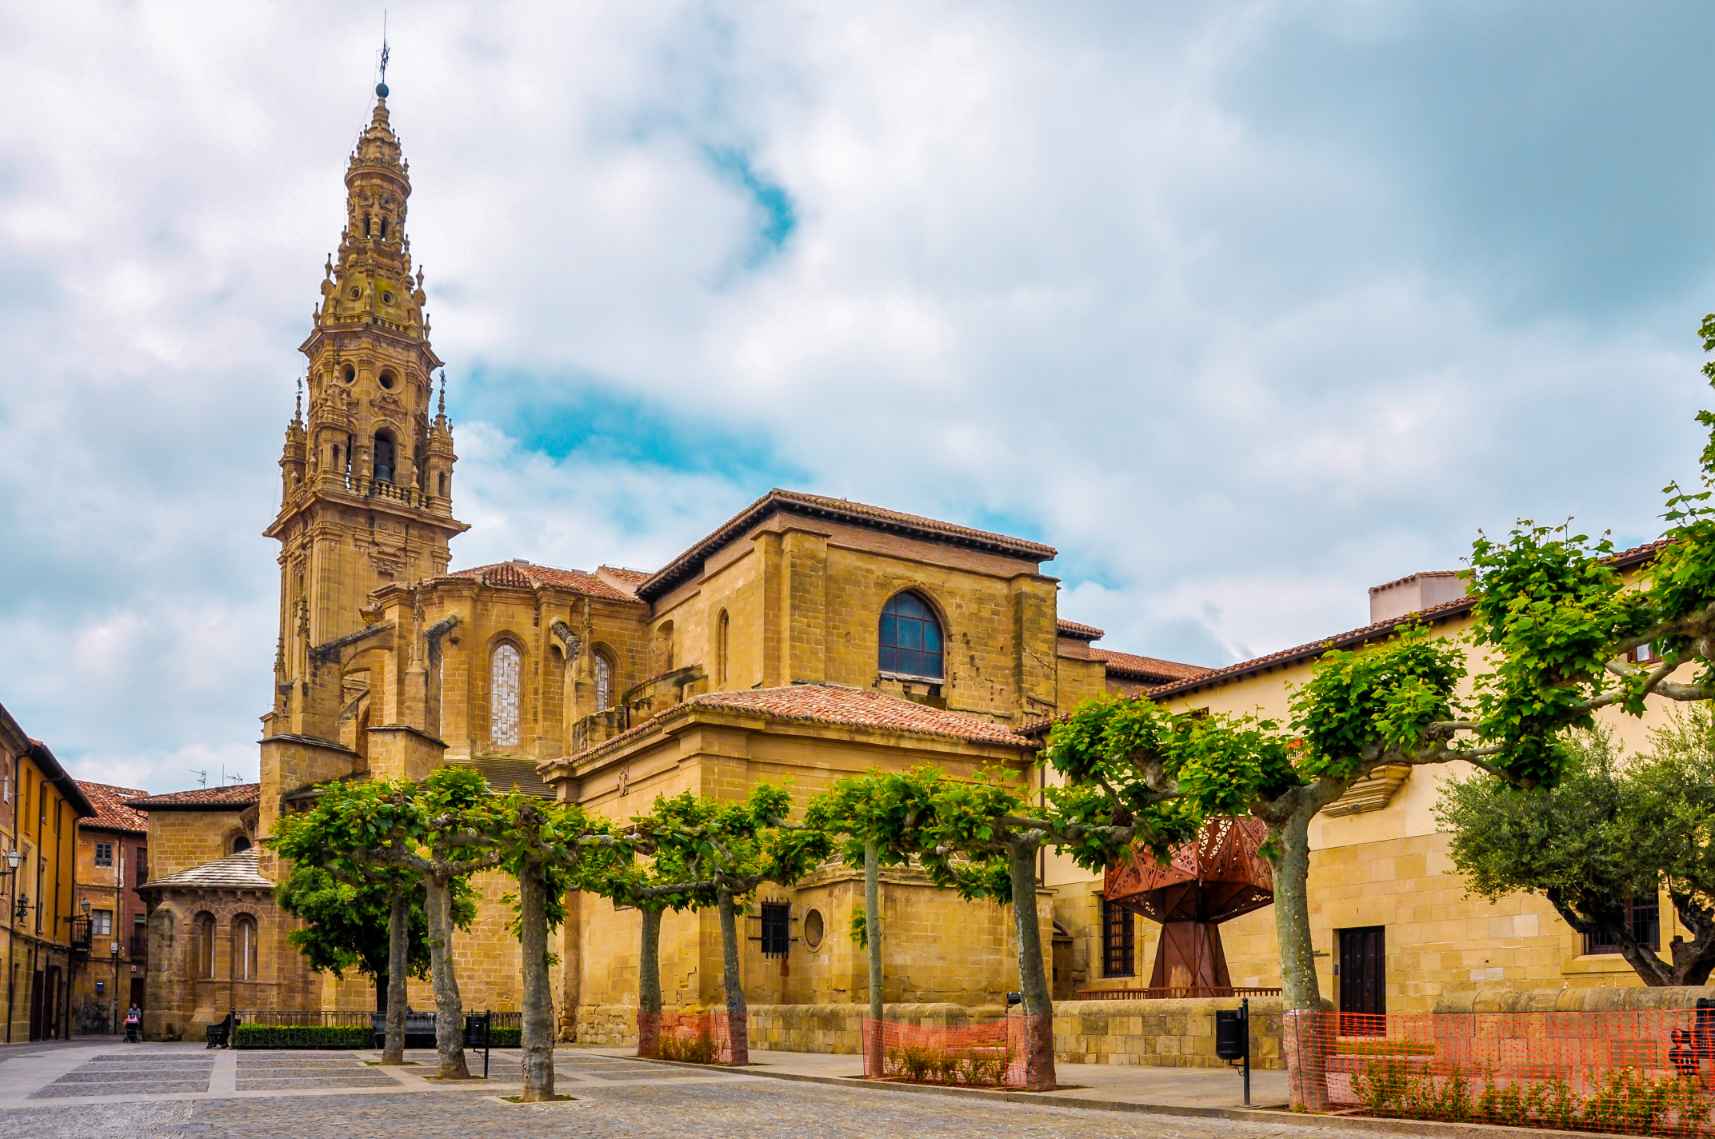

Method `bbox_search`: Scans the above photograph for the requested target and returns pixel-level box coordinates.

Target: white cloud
[2,2,1711,789]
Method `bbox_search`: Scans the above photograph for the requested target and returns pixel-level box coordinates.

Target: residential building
[71,782,149,1032]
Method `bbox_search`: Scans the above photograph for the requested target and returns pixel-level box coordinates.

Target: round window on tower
[341,364,356,384]
[347,286,360,300]
[381,291,394,305]
[378,370,396,390]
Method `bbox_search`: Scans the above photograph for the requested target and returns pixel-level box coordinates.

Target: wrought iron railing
[236,1008,522,1029]
[1073,985,1282,1001]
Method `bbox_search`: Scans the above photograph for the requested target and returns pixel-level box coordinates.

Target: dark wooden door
[28,971,44,1041]
[1337,926,1386,1033]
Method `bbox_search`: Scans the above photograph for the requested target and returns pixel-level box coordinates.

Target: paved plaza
[0,1040,1420,1138]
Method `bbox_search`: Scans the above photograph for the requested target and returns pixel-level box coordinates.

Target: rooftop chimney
[1368,571,1467,624]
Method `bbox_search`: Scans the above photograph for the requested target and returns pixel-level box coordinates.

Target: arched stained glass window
[879,592,943,679]
[491,642,521,746]
[594,652,613,711]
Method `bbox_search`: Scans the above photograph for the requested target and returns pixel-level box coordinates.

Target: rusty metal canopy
[1104,816,1273,925]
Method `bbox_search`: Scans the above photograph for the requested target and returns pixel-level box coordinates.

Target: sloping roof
[597,565,651,584]
[0,703,96,818]
[459,757,554,799]
[1150,537,1674,701]
[142,848,271,891]
[1056,619,1105,641]
[559,682,1034,768]
[447,560,643,602]
[638,490,1057,600]
[75,781,149,834]
[1093,648,1213,683]
[130,783,261,811]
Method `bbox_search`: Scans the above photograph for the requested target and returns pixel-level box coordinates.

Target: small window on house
[1633,643,1661,664]
[491,641,522,746]
[760,902,790,958]
[1584,897,1661,955]
[233,914,258,981]
[94,842,113,867]
[1101,898,1136,978]
[92,909,112,937]
[135,850,148,887]
[879,592,943,679]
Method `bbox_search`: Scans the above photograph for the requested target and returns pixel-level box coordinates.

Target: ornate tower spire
[264,65,466,740]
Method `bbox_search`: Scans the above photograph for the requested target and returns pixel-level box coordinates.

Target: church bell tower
[264,72,468,737]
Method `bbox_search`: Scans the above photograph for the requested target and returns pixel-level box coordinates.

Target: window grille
[1101,898,1135,978]
[760,902,791,958]
[1584,897,1661,955]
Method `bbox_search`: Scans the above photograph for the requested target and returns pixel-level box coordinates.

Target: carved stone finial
[324,253,333,280]
[437,369,447,417]
[294,377,304,422]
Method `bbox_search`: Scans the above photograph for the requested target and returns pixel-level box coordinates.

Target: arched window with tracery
[879,592,944,680]
[491,641,521,746]
[192,912,216,979]
[233,914,258,981]
[594,651,614,711]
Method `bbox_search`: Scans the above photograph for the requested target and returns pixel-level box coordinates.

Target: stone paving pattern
[0,1042,1408,1138]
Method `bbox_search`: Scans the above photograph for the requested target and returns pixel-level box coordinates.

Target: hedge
[485,1026,520,1048]
[234,1024,372,1049]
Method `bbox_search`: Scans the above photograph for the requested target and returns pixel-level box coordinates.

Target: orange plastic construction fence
[636,1009,743,1065]
[861,1016,1041,1088]
[1285,1007,1715,1136]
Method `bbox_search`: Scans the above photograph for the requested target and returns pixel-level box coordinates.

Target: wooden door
[1337,926,1386,1034]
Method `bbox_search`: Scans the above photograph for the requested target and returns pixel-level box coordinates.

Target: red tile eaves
[75,781,149,834]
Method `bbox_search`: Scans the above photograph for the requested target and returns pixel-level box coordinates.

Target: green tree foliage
[1440,713,1715,987]
[274,863,428,1006]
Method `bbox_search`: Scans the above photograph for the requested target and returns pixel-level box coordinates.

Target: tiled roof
[142,848,271,891]
[448,560,643,602]
[1150,537,1673,701]
[638,490,1057,600]
[559,683,1034,768]
[75,781,149,834]
[130,783,261,811]
[1056,619,1105,641]
[597,565,651,584]
[459,757,554,799]
[1093,649,1213,683]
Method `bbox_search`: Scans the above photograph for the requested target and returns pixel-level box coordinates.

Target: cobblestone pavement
[0,1043,1381,1138]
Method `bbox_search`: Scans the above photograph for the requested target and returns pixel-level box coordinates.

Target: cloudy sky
[2,2,1712,793]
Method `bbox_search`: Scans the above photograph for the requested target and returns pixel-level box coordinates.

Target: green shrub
[233,1024,371,1050]
[658,1028,717,1064]
[484,1026,520,1048]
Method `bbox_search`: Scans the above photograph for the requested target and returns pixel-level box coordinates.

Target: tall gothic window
[594,651,614,711]
[491,642,521,746]
[879,592,944,679]
[716,610,730,685]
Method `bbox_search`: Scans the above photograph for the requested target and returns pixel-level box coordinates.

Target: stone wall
[576,997,1282,1070]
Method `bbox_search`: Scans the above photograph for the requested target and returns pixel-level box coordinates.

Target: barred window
[760,902,790,958]
[1102,898,1135,978]
[491,642,521,746]
[1584,897,1660,955]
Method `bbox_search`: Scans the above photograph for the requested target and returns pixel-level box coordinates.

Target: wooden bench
[371,1011,438,1049]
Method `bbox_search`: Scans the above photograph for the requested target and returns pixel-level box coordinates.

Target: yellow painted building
[0,701,96,1041]
[1047,550,1683,1021]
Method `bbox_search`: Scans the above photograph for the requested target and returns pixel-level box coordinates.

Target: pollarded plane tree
[1045,310,1715,1108]
[807,766,1192,1092]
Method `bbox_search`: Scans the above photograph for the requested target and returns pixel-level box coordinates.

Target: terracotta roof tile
[75,781,149,834]
[447,560,644,602]
[638,490,1056,600]
[1150,537,1673,701]
[130,782,261,811]
[1093,649,1212,683]
[556,683,1034,769]
[142,849,271,891]
[1056,619,1105,641]
[459,757,554,799]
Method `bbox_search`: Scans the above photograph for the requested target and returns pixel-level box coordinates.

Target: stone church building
[135,85,1203,1042]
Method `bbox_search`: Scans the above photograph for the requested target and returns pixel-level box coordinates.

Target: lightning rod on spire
[376,10,391,98]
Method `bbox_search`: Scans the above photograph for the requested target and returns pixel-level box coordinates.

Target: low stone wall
[576,997,1282,1069]
[1051,997,1283,1070]
[1436,984,1715,1014]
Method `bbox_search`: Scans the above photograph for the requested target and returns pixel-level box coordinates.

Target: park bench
[205,1012,241,1048]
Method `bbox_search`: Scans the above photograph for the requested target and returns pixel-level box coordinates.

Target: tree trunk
[518,866,557,1101]
[716,889,748,1066]
[374,972,387,1015]
[1271,806,1329,1111]
[424,875,470,1079]
[381,889,408,1064]
[637,906,662,1059]
[1007,839,1055,1091]
[864,840,884,1078]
